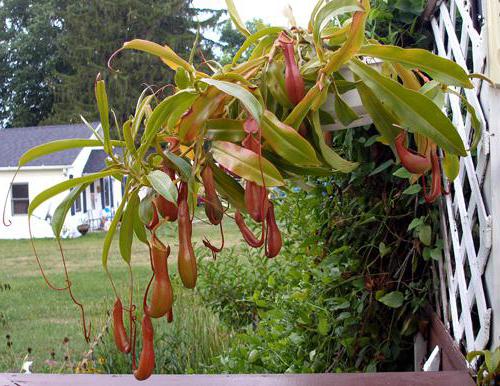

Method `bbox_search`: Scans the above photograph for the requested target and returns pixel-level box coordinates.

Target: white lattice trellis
[430,0,498,355]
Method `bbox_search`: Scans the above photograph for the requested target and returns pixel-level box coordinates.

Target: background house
[0,123,124,239]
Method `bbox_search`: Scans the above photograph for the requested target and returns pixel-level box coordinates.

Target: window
[69,175,81,215]
[11,183,29,215]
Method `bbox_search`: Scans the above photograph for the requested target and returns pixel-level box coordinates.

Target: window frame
[11,183,29,216]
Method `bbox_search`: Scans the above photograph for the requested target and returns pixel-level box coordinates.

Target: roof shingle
[0,123,93,168]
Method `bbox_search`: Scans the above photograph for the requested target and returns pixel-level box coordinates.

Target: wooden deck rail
[0,371,474,386]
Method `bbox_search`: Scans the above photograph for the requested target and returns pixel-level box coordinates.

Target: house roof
[0,123,93,168]
[83,149,109,174]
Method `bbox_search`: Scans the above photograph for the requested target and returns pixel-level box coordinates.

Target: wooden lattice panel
[430,0,492,354]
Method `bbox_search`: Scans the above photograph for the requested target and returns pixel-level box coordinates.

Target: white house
[0,123,124,239]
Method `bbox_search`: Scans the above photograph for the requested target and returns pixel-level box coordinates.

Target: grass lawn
[0,219,241,373]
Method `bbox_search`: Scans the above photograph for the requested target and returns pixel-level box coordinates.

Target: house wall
[0,146,125,239]
[0,168,67,239]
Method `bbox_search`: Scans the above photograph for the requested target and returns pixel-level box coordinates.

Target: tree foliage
[0,0,222,127]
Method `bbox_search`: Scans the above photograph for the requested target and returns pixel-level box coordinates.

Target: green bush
[197,127,441,373]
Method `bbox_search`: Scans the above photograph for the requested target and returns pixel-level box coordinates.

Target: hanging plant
[5,0,482,380]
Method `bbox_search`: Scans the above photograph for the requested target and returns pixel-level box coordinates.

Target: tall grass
[94,282,232,374]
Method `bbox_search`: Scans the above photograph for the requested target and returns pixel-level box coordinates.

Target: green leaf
[402,184,421,195]
[379,242,390,257]
[408,217,424,231]
[334,92,359,126]
[200,78,263,125]
[224,0,251,37]
[313,0,361,57]
[266,61,291,107]
[138,193,154,226]
[442,152,460,181]
[51,184,88,238]
[349,59,467,156]
[140,90,198,155]
[356,81,400,144]
[317,317,330,336]
[175,67,191,89]
[212,141,284,187]
[232,27,283,65]
[206,119,245,142]
[95,76,111,154]
[210,161,246,213]
[378,291,404,308]
[18,139,124,167]
[418,224,432,246]
[121,39,194,73]
[446,88,482,150]
[29,169,119,216]
[133,202,148,245]
[119,191,139,264]
[358,45,473,88]
[147,170,178,205]
[393,167,412,179]
[163,152,192,181]
[284,85,322,129]
[262,110,320,167]
[103,189,129,269]
[122,119,135,154]
[264,150,334,177]
[310,111,359,173]
[369,160,394,176]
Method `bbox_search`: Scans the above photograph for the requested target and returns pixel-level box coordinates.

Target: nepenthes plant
[4,0,483,380]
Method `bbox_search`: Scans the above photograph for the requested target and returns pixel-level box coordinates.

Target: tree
[0,0,222,128]
[47,0,222,124]
[0,0,64,127]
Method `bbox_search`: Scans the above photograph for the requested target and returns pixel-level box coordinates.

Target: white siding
[0,168,67,239]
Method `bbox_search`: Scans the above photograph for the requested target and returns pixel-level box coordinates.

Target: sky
[192,0,316,29]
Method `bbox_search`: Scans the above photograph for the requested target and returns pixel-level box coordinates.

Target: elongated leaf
[313,0,361,57]
[262,110,320,166]
[206,119,245,142]
[51,184,88,238]
[140,90,198,155]
[147,170,178,205]
[233,27,283,65]
[356,81,400,143]
[132,94,154,139]
[95,76,112,154]
[200,78,263,124]
[266,61,292,107]
[210,161,246,213]
[123,120,135,154]
[18,139,124,167]
[138,192,154,226]
[225,0,250,37]
[212,141,284,187]
[264,150,334,177]
[122,39,194,73]
[446,88,482,150]
[284,84,322,129]
[309,0,325,32]
[323,0,370,74]
[443,152,460,181]
[358,45,473,88]
[334,92,359,126]
[349,59,466,156]
[163,152,192,180]
[29,169,120,216]
[249,35,276,61]
[310,111,358,172]
[119,191,139,264]
[133,203,148,245]
[102,189,129,269]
